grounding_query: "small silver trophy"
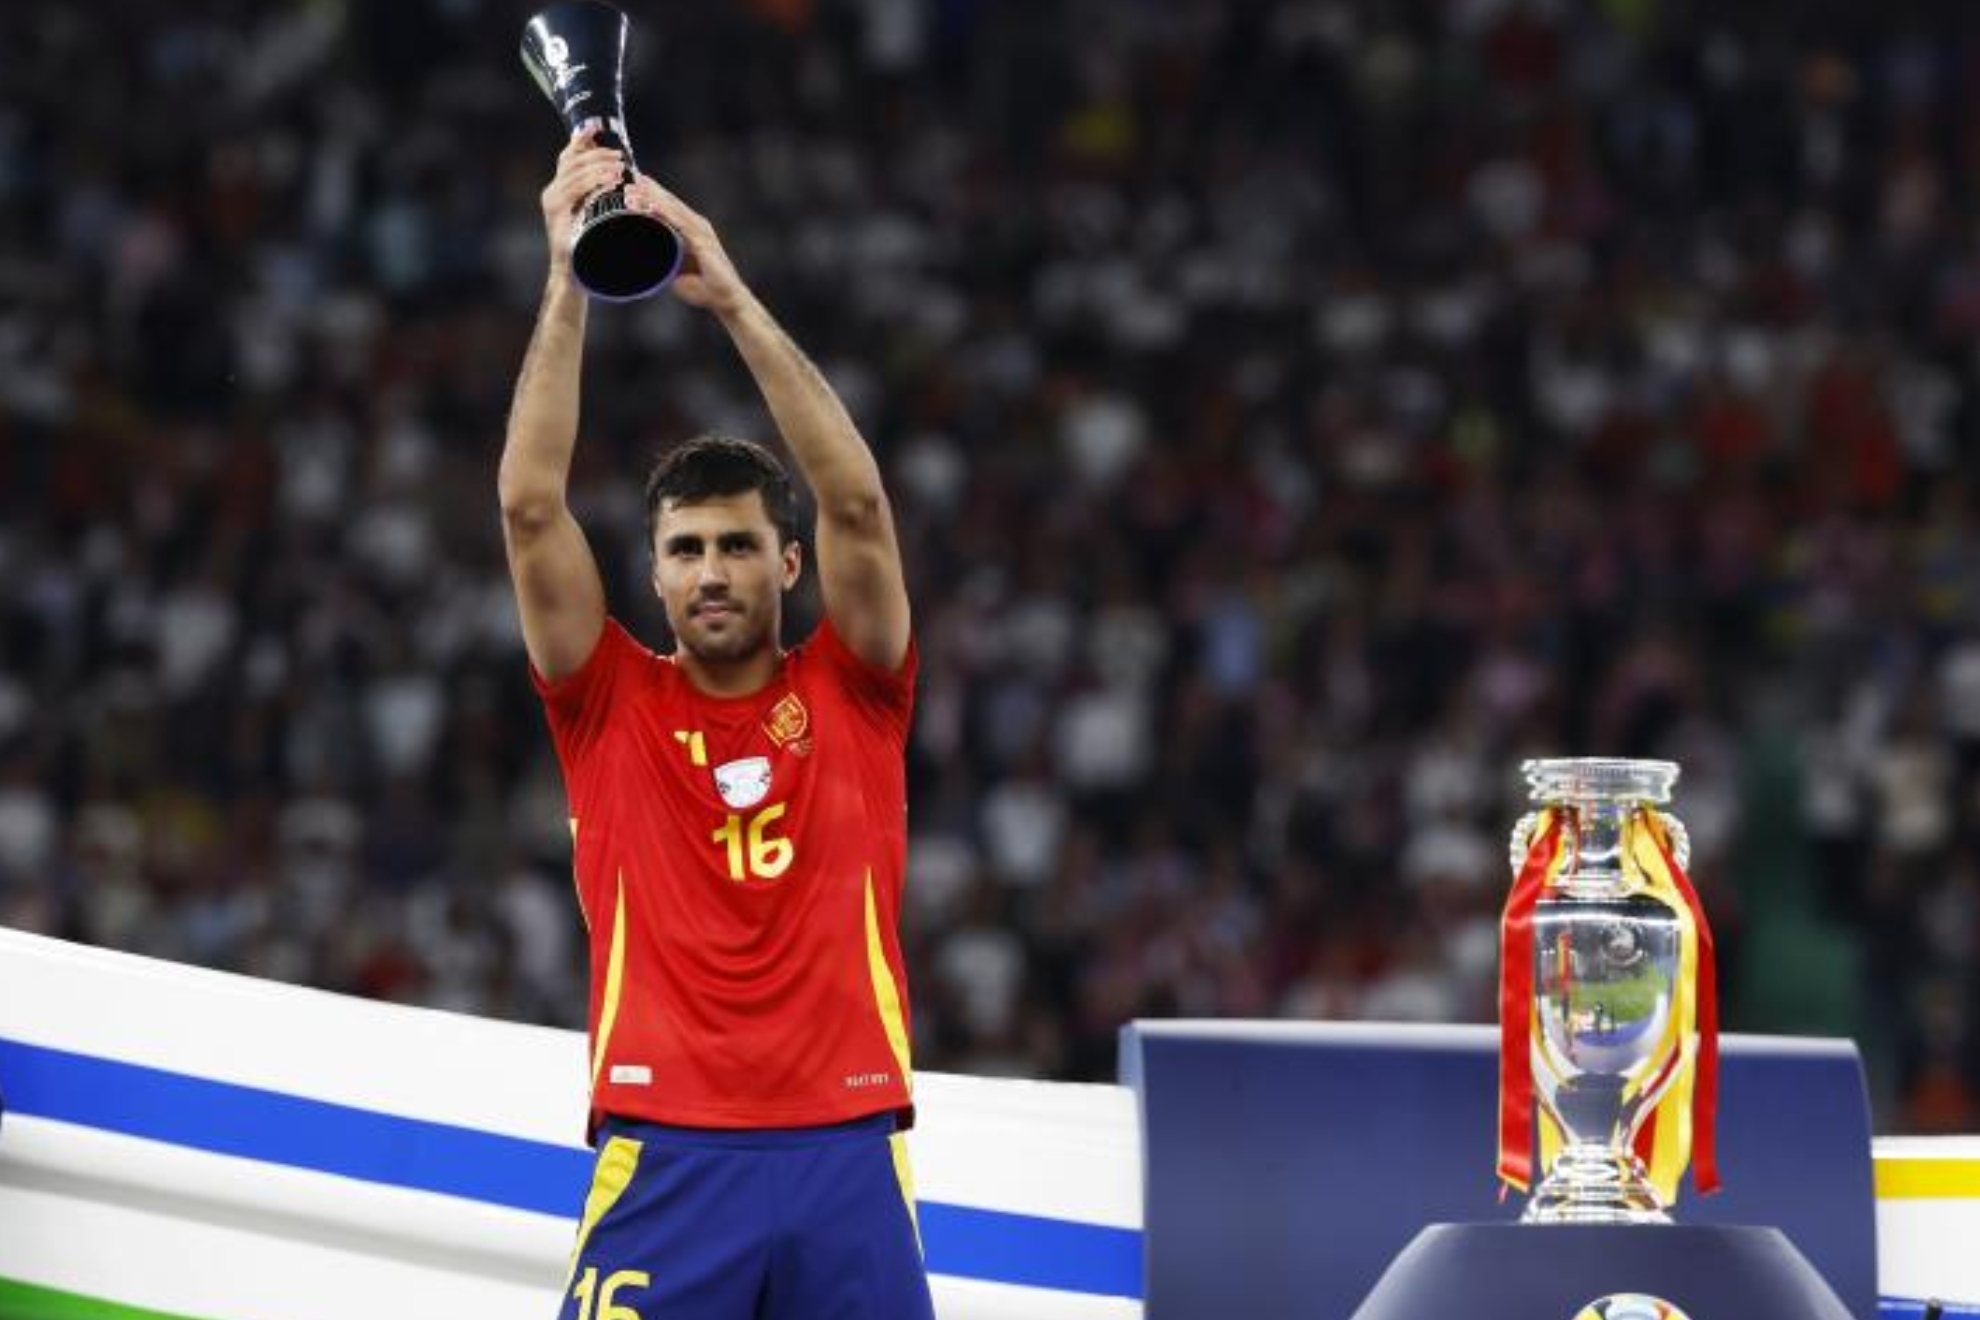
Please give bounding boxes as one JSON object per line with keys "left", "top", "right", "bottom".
{"left": 521, "top": 1, "right": 682, "bottom": 300}
{"left": 1500, "top": 757, "right": 1717, "bottom": 1223}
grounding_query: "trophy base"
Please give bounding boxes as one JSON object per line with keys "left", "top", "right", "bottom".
{"left": 571, "top": 188, "right": 683, "bottom": 302}
{"left": 1350, "top": 1224, "right": 1856, "bottom": 1320}
{"left": 1521, "top": 1145, "right": 1670, "bottom": 1225}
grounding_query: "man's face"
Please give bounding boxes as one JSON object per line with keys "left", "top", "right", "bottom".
{"left": 650, "top": 491, "right": 800, "bottom": 665}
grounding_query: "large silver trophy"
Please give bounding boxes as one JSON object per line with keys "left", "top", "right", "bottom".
{"left": 1499, "top": 758, "right": 1719, "bottom": 1223}
{"left": 521, "top": 1, "right": 682, "bottom": 300}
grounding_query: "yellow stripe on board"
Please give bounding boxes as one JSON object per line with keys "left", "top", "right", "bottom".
{"left": 863, "top": 872, "right": 913, "bottom": 1086}
{"left": 565, "top": 1136, "right": 643, "bottom": 1287}
{"left": 589, "top": 875, "right": 628, "bottom": 1090}
{"left": 1876, "top": 1158, "right": 1980, "bottom": 1200}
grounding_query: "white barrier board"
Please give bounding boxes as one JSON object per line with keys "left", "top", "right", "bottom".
{"left": 0, "top": 928, "right": 1142, "bottom": 1320}
{"left": 3, "top": 928, "right": 1976, "bottom": 1318}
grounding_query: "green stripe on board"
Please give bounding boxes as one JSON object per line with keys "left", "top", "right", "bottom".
{"left": 0, "top": 1277, "right": 220, "bottom": 1320}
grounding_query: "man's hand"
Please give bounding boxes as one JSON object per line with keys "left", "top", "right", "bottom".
{"left": 625, "top": 177, "right": 753, "bottom": 318}
{"left": 540, "top": 128, "right": 628, "bottom": 275}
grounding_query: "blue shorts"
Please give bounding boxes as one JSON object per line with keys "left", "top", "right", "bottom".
{"left": 557, "top": 1112, "right": 935, "bottom": 1320}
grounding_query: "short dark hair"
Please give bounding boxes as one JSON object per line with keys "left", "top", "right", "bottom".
{"left": 642, "top": 435, "right": 800, "bottom": 551}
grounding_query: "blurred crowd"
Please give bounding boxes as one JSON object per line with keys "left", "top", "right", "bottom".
{"left": 3, "top": 0, "right": 1980, "bottom": 1132}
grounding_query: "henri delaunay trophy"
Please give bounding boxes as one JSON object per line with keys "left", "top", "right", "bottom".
{"left": 520, "top": 0, "right": 682, "bottom": 300}
{"left": 1498, "top": 757, "right": 1721, "bottom": 1224}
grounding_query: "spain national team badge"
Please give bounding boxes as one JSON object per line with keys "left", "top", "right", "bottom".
{"left": 763, "top": 693, "right": 809, "bottom": 747}
{"left": 713, "top": 757, "right": 773, "bottom": 810}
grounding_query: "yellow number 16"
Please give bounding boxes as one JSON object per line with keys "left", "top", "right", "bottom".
{"left": 572, "top": 1267, "right": 646, "bottom": 1320}
{"left": 711, "top": 803, "right": 794, "bottom": 882}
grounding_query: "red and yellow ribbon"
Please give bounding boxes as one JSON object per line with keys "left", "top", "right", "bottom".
{"left": 1497, "top": 809, "right": 1567, "bottom": 1194}
{"left": 1497, "top": 807, "right": 1720, "bottom": 1200}
{"left": 1627, "top": 809, "right": 1720, "bottom": 1198}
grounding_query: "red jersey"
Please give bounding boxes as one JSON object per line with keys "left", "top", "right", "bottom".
{"left": 531, "top": 616, "right": 917, "bottom": 1133}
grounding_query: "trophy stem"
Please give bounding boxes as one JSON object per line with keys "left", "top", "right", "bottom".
{"left": 1521, "top": 1141, "right": 1671, "bottom": 1225}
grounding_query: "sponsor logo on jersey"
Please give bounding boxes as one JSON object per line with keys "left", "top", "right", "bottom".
{"left": 713, "top": 756, "right": 773, "bottom": 809}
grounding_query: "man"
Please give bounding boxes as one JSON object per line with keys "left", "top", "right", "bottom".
{"left": 500, "top": 127, "right": 932, "bottom": 1320}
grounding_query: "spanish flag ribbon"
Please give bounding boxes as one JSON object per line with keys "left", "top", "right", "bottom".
{"left": 1498, "top": 807, "right": 1721, "bottom": 1202}
{"left": 1624, "top": 809, "right": 1721, "bottom": 1198}
{"left": 1497, "top": 809, "right": 1566, "bottom": 1194}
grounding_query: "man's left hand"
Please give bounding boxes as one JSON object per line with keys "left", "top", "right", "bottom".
{"left": 626, "top": 176, "right": 753, "bottom": 318}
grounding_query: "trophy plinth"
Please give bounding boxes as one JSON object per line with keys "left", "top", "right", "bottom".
{"left": 521, "top": 1, "right": 682, "bottom": 301}
{"left": 1350, "top": 1224, "right": 1852, "bottom": 1320}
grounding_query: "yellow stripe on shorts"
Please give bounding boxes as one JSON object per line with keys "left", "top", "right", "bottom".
{"left": 889, "top": 1130, "right": 922, "bottom": 1251}
{"left": 566, "top": 1136, "right": 643, "bottom": 1287}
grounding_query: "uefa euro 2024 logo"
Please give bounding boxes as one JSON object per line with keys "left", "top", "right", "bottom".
{"left": 1573, "top": 1296, "right": 1692, "bottom": 1320}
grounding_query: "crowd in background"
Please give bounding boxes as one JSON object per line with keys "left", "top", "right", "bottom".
{"left": 3, "top": 0, "right": 1979, "bottom": 1132}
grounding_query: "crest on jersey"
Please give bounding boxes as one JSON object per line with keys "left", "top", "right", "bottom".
{"left": 763, "top": 693, "right": 809, "bottom": 747}
{"left": 713, "top": 756, "right": 773, "bottom": 810}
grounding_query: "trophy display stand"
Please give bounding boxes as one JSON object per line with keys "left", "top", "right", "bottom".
{"left": 1348, "top": 1223, "right": 1855, "bottom": 1320}
{"left": 1352, "top": 761, "right": 1858, "bottom": 1320}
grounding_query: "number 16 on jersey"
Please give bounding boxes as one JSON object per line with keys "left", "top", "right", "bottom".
{"left": 711, "top": 803, "right": 793, "bottom": 882}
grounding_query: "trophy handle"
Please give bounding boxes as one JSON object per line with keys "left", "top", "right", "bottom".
{"left": 1656, "top": 811, "right": 1691, "bottom": 870}
{"left": 1507, "top": 811, "right": 1543, "bottom": 877}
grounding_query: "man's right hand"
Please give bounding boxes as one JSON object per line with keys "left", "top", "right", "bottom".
{"left": 539, "top": 127, "right": 628, "bottom": 275}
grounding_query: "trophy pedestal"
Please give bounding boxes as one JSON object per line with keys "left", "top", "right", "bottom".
{"left": 1348, "top": 1223, "right": 1854, "bottom": 1320}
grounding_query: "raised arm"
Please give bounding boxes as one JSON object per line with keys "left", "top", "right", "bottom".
{"left": 629, "top": 178, "right": 911, "bottom": 672}
{"left": 499, "top": 131, "right": 626, "bottom": 681}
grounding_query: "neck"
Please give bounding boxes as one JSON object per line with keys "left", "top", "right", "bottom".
{"left": 676, "top": 646, "right": 782, "bottom": 698}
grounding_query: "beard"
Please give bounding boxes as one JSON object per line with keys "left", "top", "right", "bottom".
{"left": 678, "top": 604, "right": 773, "bottom": 665}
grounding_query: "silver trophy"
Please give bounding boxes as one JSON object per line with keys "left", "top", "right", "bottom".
{"left": 1507, "top": 758, "right": 1694, "bottom": 1224}
{"left": 521, "top": 1, "right": 682, "bottom": 300}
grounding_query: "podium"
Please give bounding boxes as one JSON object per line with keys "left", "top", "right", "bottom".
{"left": 1118, "top": 1023, "right": 1876, "bottom": 1320}
{"left": 1350, "top": 1223, "right": 1855, "bottom": 1320}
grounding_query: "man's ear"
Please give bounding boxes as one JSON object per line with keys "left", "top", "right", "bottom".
{"left": 781, "top": 539, "right": 803, "bottom": 591}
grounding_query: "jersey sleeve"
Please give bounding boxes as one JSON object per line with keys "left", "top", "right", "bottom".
{"left": 803, "top": 616, "right": 918, "bottom": 742}
{"left": 529, "top": 617, "right": 655, "bottom": 770}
